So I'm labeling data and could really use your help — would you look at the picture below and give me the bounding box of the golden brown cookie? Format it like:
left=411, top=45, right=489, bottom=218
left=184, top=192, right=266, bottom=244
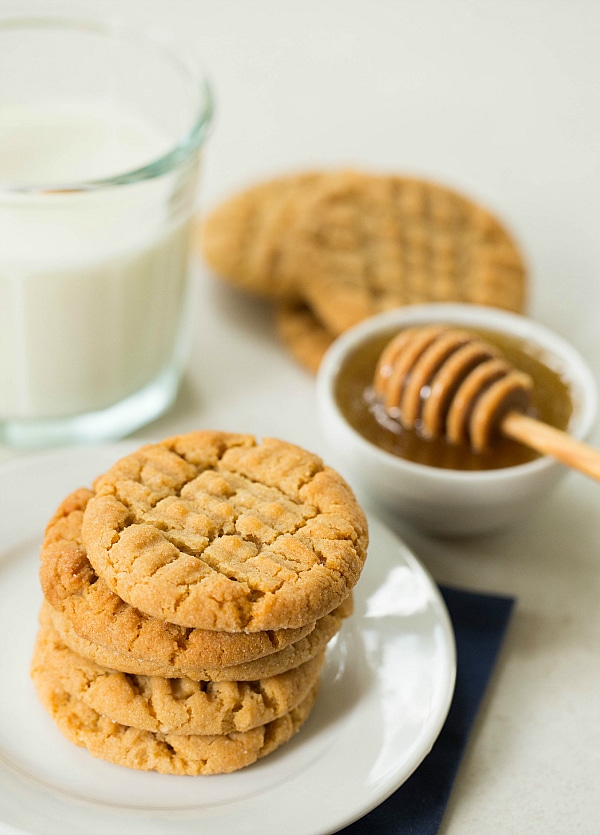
left=32, top=662, right=319, bottom=775
left=46, top=598, right=347, bottom=681
left=40, top=487, right=317, bottom=668
left=81, top=431, right=368, bottom=631
left=32, top=614, right=325, bottom=735
left=200, top=170, right=527, bottom=373
left=280, top=170, right=527, bottom=336
left=275, top=299, right=336, bottom=374
left=199, top=171, right=323, bottom=298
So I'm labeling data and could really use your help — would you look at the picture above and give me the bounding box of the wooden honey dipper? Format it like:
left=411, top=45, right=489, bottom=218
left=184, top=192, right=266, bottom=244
left=373, top=324, right=600, bottom=480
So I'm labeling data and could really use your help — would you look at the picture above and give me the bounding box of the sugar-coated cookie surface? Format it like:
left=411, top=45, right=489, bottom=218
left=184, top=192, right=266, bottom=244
left=32, top=614, right=325, bottom=735
left=32, top=662, right=319, bottom=775
left=81, top=432, right=368, bottom=631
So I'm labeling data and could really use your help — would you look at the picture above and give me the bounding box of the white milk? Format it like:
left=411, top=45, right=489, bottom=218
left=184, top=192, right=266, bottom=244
left=0, top=100, right=195, bottom=419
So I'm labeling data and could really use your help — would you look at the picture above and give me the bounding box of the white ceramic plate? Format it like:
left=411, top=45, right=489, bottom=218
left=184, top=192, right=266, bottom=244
left=0, top=445, right=456, bottom=835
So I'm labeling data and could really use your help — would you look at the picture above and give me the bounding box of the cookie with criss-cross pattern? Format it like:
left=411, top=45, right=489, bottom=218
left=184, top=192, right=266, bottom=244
left=46, top=598, right=349, bottom=681
left=81, top=431, right=368, bottom=631
left=280, top=170, right=527, bottom=338
left=199, top=171, right=323, bottom=298
left=31, top=660, right=319, bottom=775
left=200, top=169, right=527, bottom=373
left=33, top=431, right=366, bottom=774
left=40, top=487, right=319, bottom=668
left=33, top=610, right=325, bottom=735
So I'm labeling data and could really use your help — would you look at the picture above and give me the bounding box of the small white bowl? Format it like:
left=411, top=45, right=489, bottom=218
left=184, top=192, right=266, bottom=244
left=316, top=303, right=598, bottom=536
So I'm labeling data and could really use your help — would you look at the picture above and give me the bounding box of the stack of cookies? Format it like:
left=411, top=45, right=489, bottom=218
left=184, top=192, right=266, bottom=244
left=31, top=431, right=368, bottom=775
left=199, top=169, right=528, bottom=372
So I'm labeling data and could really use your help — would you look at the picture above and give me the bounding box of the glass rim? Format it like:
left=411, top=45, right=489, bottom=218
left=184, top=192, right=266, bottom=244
left=0, top=15, right=214, bottom=194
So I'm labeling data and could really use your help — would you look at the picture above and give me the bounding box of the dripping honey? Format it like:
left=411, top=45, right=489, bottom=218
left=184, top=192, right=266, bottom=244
left=334, top=326, right=573, bottom=471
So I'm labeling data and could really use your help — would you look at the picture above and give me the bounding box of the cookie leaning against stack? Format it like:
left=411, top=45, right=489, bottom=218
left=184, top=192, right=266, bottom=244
left=32, top=430, right=368, bottom=775
left=199, top=169, right=528, bottom=372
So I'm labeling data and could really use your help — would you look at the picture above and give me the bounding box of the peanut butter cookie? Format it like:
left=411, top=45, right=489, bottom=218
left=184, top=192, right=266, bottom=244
left=32, top=613, right=325, bottom=735
left=275, top=299, right=336, bottom=374
left=200, top=169, right=527, bottom=373
left=32, top=662, right=319, bottom=775
left=281, top=170, right=527, bottom=336
left=81, top=431, right=368, bottom=631
left=199, top=171, right=323, bottom=298
left=46, top=599, right=347, bottom=681
left=40, top=487, right=317, bottom=668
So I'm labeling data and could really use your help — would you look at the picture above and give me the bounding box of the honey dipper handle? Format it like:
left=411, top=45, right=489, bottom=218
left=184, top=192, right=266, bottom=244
left=501, top=412, right=600, bottom=482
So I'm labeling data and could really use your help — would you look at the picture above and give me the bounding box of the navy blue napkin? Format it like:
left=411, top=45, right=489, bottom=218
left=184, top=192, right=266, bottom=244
left=338, top=585, right=515, bottom=835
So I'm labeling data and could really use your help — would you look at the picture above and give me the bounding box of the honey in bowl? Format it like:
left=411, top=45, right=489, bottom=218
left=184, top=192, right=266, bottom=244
left=334, top=326, right=573, bottom=471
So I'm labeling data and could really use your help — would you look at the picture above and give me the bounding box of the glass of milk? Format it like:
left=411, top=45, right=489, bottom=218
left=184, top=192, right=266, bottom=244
left=0, top=16, right=213, bottom=448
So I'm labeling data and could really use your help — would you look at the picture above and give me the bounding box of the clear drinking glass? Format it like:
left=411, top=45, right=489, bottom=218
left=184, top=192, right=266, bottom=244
left=0, top=16, right=213, bottom=448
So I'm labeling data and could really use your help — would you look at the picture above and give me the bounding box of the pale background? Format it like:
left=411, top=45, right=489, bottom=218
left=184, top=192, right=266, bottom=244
left=2, top=1, right=600, bottom=833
